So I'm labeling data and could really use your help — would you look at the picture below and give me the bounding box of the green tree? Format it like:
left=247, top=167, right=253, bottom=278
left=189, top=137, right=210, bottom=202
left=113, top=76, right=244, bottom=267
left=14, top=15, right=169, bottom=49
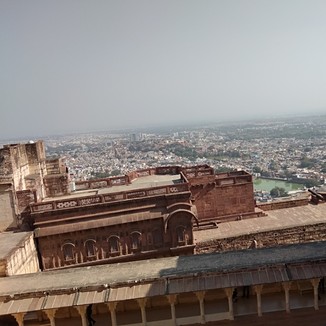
left=304, top=179, right=319, bottom=188
left=270, top=187, right=288, bottom=198
left=299, top=156, right=317, bottom=168
left=269, top=160, right=278, bottom=171
left=321, top=163, right=326, bottom=173
left=253, top=166, right=263, bottom=174
left=110, top=169, right=121, bottom=176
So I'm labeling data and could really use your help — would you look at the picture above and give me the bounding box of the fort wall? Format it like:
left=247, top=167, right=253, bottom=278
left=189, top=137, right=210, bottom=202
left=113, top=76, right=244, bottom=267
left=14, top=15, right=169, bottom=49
left=0, top=184, right=17, bottom=231
left=191, top=177, right=255, bottom=221
left=196, top=222, right=326, bottom=254
left=257, top=198, right=309, bottom=211
left=5, top=233, right=39, bottom=276
left=0, top=232, right=39, bottom=277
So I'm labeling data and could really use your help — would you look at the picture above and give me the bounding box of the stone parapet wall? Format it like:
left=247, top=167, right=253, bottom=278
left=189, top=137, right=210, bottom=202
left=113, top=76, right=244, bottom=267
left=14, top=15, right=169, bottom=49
left=75, top=166, right=184, bottom=191
left=257, top=198, right=310, bottom=211
left=0, top=147, right=13, bottom=175
left=181, top=165, right=214, bottom=179
left=195, top=222, right=326, bottom=254
left=0, top=185, right=17, bottom=231
left=193, top=182, right=255, bottom=221
left=5, top=233, right=39, bottom=276
left=0, top=141, right=46, bottom=192
left=31, top=182, right=190, bottom=213
left=16, top=190, right=36, bottom=214
left=46, top=157, right=67, bottom=175
left=43, top=174, right=70, bottom=197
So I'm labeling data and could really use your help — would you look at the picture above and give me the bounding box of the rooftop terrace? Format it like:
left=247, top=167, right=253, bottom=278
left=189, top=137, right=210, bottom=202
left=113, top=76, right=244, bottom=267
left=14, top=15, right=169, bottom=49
left=194, top=202, right=326, bottom=243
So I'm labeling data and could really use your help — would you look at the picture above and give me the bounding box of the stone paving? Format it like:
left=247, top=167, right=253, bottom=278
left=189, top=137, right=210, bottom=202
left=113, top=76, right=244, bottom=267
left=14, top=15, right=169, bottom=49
left=194, top=203, right=326, bottom=243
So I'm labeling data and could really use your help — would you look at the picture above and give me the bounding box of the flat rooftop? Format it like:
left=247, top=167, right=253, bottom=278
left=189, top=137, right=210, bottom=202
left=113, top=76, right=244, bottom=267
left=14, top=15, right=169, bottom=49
left=194, top=203, right=326, bottom=243
left=0, top=241, right=326, bottom=297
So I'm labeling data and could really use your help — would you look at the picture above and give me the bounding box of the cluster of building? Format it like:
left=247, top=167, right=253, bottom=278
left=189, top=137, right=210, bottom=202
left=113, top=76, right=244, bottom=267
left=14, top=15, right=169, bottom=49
left=30, top=118, right=326, bottom=188
left=0, top=140, right=326, bottom=326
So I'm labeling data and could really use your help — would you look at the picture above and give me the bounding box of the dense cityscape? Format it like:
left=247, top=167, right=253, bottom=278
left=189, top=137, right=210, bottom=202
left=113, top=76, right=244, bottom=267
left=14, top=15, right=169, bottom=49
left=12, top=114, right=323, bottom=189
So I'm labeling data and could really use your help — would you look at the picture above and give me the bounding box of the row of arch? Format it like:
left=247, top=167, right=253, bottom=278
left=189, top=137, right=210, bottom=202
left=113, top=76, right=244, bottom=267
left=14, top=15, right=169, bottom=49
left=61, top=231, right=144, bottom=262
left=39, top=210, right=197, bottom=270
left=60, top=225, right=190, bottom=263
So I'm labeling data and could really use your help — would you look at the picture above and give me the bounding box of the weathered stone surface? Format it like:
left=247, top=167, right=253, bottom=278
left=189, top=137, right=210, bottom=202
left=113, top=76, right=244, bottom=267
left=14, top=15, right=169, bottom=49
left=0, top=184, right=17, bottom=231
left=0, top=232, right=39, bottom=276
left=0, top=141, right=71, bottom=230
left=195, top=203, right=326, bottom=254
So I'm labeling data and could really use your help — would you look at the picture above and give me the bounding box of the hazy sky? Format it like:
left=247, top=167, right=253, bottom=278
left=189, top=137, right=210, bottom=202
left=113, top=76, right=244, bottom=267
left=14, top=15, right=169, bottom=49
left=1, top=1, right=326, bottom=139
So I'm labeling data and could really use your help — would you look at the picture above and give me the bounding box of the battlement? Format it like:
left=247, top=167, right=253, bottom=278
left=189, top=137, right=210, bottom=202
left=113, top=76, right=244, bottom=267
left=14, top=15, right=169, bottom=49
left=31, top=180, right=189, bottom=213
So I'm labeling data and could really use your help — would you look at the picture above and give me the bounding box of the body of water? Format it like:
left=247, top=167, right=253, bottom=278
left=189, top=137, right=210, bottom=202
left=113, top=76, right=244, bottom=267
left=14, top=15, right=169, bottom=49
left=253, top=178, right=303, bottom=192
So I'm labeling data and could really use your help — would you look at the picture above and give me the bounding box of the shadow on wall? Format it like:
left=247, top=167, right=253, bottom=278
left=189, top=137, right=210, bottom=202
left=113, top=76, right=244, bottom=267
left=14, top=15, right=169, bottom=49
left=0, top=314, right=16, bottom=326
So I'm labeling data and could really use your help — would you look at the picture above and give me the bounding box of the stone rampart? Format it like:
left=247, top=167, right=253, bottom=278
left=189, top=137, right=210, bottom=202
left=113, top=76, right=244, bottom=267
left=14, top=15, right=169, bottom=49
left=196, top=222, right=326, bottom=254
left=257, top=198, right=309, bottom=211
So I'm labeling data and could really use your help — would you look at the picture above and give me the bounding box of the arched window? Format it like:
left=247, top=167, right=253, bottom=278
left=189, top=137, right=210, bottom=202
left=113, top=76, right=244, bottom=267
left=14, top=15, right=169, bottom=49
left=130, top=232, right=142, bottom=251
left=62, top=243, right=75, bottom=261
left=152, top=229, right=163, bottom=247
left=108, top=236, right=120, bottom=253
left=176, top=226, right=186, bottom=245
left=85, top=239, right=96, bottom=257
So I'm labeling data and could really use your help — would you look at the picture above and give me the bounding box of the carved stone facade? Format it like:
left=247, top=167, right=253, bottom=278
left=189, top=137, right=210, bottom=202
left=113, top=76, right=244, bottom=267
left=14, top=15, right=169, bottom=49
left=1, top=141, right=257, bottom=271
left=30, top=164, right=256, bottom=270
left=29, top=182, right=193, bottom=269
left=0, top=141, right=71, bottom=231
left=33, top=186, right=197, bottom=270
left=37, top=210, right=195, bottom=270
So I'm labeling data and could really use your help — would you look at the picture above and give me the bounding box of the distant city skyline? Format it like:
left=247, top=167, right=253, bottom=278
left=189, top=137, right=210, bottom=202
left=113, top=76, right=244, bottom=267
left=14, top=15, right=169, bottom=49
left=1, top=1, right=326, bottom=139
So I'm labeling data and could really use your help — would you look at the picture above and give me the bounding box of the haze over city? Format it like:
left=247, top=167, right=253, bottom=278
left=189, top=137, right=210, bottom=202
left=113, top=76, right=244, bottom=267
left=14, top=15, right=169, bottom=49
left=1, top=0, right=326, bottom=139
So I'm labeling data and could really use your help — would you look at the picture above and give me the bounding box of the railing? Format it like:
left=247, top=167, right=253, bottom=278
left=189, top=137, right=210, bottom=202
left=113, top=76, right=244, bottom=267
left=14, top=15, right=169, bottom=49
left=182, top=165, right=214, bottom=179
left=31, top=183, right=190, bottom=213
left=189, top=173, right=252, bottom=186
left=0, top=176, right=13, bottom=183
left=75, top=176, right=128, bottom=191
left=217, top=174, right=252, bottom=185
left=75, top=166, right=185, bottom=191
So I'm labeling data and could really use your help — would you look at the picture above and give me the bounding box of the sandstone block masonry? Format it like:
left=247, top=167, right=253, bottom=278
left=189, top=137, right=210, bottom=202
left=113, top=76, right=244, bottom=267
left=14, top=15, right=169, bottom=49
left=196, top=218, right=326, bottom=254
left=0, top=184, right=17, bottom=230
left=0, top=232, right=39, bottom=277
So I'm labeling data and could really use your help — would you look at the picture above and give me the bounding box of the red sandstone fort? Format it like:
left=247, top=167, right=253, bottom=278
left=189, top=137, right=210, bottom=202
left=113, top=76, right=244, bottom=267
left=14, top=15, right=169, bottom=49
left=0, top=141, right=325, bottom=326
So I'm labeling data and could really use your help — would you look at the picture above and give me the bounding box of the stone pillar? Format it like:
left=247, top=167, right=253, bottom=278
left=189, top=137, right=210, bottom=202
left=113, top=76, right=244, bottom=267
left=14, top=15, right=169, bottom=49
left=45, top=309, right=57, bottom=326
left=195, top=291, right=206, bottom=324
left=254, top=285, right=263, bottom=317
left=137, top=298, right=147, bottom=326
left=37, top=311, right=44, bottom=322
left=311, top=278, right=320, bottom=311
left=167, top=294, right=177, bottom=326
left=13, top=313, right=25, bottom=326
left=282, top=282, right=291, bottom=313
left=224, top=288, right=234, bottom=320
left=76, top=305, right=88, bottom=326
left=107, top=302, right=118, bottom=326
